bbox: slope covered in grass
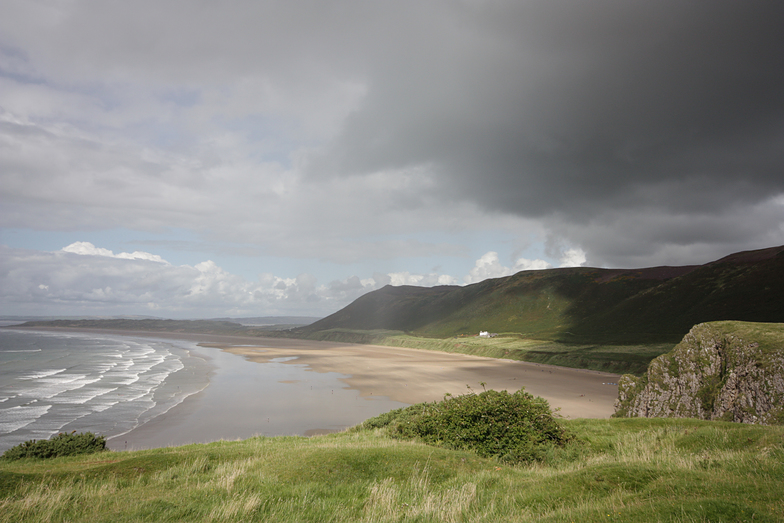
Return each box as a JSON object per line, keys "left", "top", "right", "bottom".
{"left": 296, "top": 245, "right": 784, "bottom": 345}
{"left": 1, "top": 418, "right": 782, "bottom": 522}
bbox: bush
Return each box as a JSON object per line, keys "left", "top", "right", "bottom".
{"left": 362, "top": 388, "right": 572, "bottom": 463}
{"left": 1, "top": 431, "right": 106, "bottom": 460}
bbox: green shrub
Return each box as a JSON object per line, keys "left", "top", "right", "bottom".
{"left": 362, "top": 388, "right": 572, "bottom": 463}
{"left": 1, "top": 431, "right": 106, "bottom": 460}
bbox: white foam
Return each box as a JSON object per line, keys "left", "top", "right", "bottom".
{"left": 113, "top": 373, "right": 141, "bottom": 386}
{"left": 21, "top": 374, "right": 103, "bottom": 401}
{"left": 0, "top": 332, "right": 198, "bottom": 451}
{"left": 61, "top": 385, "right": 118, "bottom": 405}
{"left": 41, "top": 373, "right": 87, "bottom": 384}
{"left": 146, "top": 372, "right": 168, "bottom": 387}
{"left": 89, "top": 398, "right": 120, "bottom": 413}
{"left": 0, "top": 404, "right": 52, "bottom": 433}
{"left": 130, "top": 355, "right": 168, "bottom": 374}
{"left": 92, "top": 362, "right": 119, "bottom": 374}
{"left": 119, "top": 379, "right": 156, "bottom": 402}
{"left": 18, "top": 368, "right": 66, "bottom": 380}
{"left": 110, "top": 360, "right": 134, "bottom": 374}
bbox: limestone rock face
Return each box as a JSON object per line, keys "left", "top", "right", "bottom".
{"left": 614, "top": 322, "right": 784, "bottom": 424}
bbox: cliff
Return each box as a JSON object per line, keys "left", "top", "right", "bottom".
{"left": 614, "top": 321, "right": 784, "bottom": 424}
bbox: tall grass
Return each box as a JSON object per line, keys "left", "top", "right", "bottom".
{"left": 1, "top": 418, "right": 782, "bottom": 522}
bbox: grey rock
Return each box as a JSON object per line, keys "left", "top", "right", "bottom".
{"left": 614, "top": 322, "right": 784, "bottom": 424}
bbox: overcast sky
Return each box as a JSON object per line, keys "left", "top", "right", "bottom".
{"left": 1, "top": 0, "right": 783, "bottom": 319}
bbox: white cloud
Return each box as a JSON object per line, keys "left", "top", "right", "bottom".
{"left": 0, "top": 243, "right": 454, "bottom": 318}
{"left": 464, "top": 251, "right": 553, "bottom": 284}
{"left": 384, "top": 271, "right": 459, "bottom": 287}
{"left": 62, "top": 241, "right": 169, "bottom": 263}
{"left": 464, "top": 252, "right": 508, "bottom": 284}
{"left": 513, "top": 257, "right": 552, "bottom": 272}
{"left": 558, "top": 248, "right": 586, "bottom": 268}
{"left": 1, "top": 243, "right": 575, "bottom": 318}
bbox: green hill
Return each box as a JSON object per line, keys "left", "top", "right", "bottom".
{"left": 296, "top": 245, "right": 784, "bottom": 345}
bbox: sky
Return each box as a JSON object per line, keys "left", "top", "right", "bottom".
{"left": 1, "top": 0, "right": 783, "bottom": 319}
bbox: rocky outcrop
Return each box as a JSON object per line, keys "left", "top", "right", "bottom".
{"left": 614, "top": 322, "right": 784, "bottom": 424}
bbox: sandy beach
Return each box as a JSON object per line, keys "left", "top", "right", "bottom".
{"left": 218, "top": 338, "right": 620, "bottom": 418}
{"left": 12, "top": 328, "right": 620, "bottom": 450}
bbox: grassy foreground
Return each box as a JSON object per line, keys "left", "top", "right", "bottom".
{"left": 303, "top": 328, "right": 672, "bottom": 375}
{"left": 2, "top": 418, "right": 783, "bottom": 522}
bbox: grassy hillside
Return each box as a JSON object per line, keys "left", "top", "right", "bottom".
{"left": 296, "top": 245, "right": 784, "bottom": 345}
{"left": 566, "top": 247, "right": 784, "bottom": 343}
{"left": 2, "top": 418, "right": 782, "bottom": 522}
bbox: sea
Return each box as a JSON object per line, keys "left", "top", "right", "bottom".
{"left": 0, "top": 328, "right": 212, "bottom": 453}
{"left": 0, "top": 327, "right": 407, "bottom": 452}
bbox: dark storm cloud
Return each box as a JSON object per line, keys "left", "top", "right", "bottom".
{"left": 2, "top": 0, "right": 782, "bottom": 285}
{"left": 313, "top": 0, "right": 784, "bottom": 258}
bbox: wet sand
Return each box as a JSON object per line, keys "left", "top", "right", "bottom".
{"left": 13, "top": 327, "right": 620, "bottom": 450}
{"left": 108, "top": 340, "right": 407, "bottom": 450}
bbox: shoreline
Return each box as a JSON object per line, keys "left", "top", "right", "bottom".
{"left": 6, "top": 326, "right": 621, "bottom": 450}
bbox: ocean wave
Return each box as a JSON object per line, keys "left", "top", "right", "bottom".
{"left": 19, "top": 374, "right": 103, "bottom": 401}
{"left": 0, "top": 404, "right": 52, "bottom": 434}
{"left": 0, "top": 331, "right": 208, "bottom": 452}
{"left": 111, "top": 372, "right": 141, "bottom": 386}
{"left": 92, "top": 362, "right": 120, "bottom": 374}
{"left": 89, "top": 398, "right": 120, "bottom": 413}
{"left": 59, "top": 385, "right": 119, "bottom": 405}
{"left": 18, "top": 368, "right": 66, "bottom": 380}
{"left": 120, "top": 381, "right": 157, "bottom": 403}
